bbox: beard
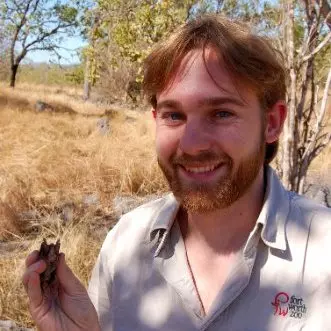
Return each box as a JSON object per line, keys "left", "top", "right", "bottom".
{"left": 158, "top": 138, "right": 266, "bottom": 213}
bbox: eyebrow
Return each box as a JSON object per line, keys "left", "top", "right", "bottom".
{"left": 156, "top": 96, "right": 246, "bottom": 111}
{"left": 156, "top": 100, "right": 183, "bottom": 111}
{"left": 197, "top": 96, "right": 246, "bottom": 107}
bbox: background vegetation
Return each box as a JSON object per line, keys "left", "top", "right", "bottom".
{"left": 0, "top": 0, "right": 330, "bottom": 328}
{"left": 0, "top": 83, "right": 166, "bottom": 327}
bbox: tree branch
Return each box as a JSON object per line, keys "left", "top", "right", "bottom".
{"left": 302, "top": 31, "right": 331, "bottom": 62}
{"left": 318, "top": 66, "right": 331, "bottom": 120}
{"left": 24, "top": 22, "right": 75, "bottom": 51}
{"left": 302, "top": 67, "right": 331, "bottom": 161}
{"left": 31, "top": 0, "right": 40, "bottom": 16}
{"left": 9, "top": 0, "right": 34, "bottom": 65}
{"left": 311, "top": 134, "right": 331, "bottom": 159}
{"left": 316, "top": 0, "right": 331, "bottom": 30}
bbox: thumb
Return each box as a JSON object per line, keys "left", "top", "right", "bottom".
{"left": 56, "top": 253, "right": 87, "bottom": 295}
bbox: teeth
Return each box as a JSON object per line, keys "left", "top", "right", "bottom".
{"left": 184, "top": 164, "right": 218, "bottom": 173}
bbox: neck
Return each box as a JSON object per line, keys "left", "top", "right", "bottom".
{"left": 179, "top": 167, "right": 266, "bottom": 254}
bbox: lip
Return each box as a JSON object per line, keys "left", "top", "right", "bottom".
{"left": 178, "top": 163, "right": 227, "bottom": 182}
{"left": 182, "top": 163, "right": 219, "bottom": 173}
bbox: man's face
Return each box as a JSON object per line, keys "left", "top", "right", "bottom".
{"left": 155, "top": 48, "right": 266, "bottom": 213}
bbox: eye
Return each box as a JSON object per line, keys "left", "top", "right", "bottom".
{"left": 214, "top": 110, "right": 233, "bottom": 118}
{"left": 159, "top": 111, "right": 185, "bottom": 124}
{"left": 169, "top": 112, "right": 184, "bottom": 121}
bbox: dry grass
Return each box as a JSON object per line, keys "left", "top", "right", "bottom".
{"left": 0, "top": 82, "right": 329, "bottom": 328}
{"left": 0, "top": 83, "right": 167, "bottom": 327}
{"left": 0, "top": 223, "right": 103, "bottom": 327}
{"left": 0, "top": 82, "right": 107, "bottom": 116}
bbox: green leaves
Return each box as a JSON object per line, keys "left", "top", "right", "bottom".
{"left": 54, "top": 5, "right": 79, "bottom": 24}
{"left": 0, "top": 0, "right": 89, "bottom": 86}
{"left": 96, "top": 0, "right": 191, "bottom": 81}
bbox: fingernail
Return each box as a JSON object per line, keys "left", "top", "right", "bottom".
{"left": 35, "top": 260, "right": 44, "bottom": 269}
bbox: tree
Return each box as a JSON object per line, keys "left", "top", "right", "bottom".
{"left": 197, "top": 0, "right": 331, "bottom": 195}
{"left": 87, "top": 0, "right": 262, "bottom": 101}
{"left": 0, "top": 0, "right": 85, "bottom": 87}
{"left": 85, "top": 0, "right": 200, "bottom": 102}
{"left": 82, "top": 8, "right": 100, "bottom": 100}
{"left": 279, "top": 0, "right": 331, "bottom": 193}
{"left": 0, "top": 19, "right": 10, "bottom": 80}
{"left": 82, "top": 0, "right": 330, "bottom": 194}
{"left": 208, "top": 0, "right": 331, "bottom": 194}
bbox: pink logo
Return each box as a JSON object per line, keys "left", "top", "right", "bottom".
{"left": 271, "top": 292, "right": 289, "bottom": 316}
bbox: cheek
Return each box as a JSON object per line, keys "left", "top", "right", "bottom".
{"left": 214, "top": 126, "right": 246, "bottom": 152}
{"left": 214, "top": 124, "right": 261, "bottom": 158}
{"left": 155, "top": 126, "right": 180, "bottom": 160}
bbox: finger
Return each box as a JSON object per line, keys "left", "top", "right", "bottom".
{"left": 22, "top": 260, "right": 46, "bottom": 292}
{"left": 27, "top": 271, "right": 44, "bottom": 310}
{"left": 22, "top": 260, "right": 47, "bottom": 309}
{"left": 25, "top": 250, "right": 40, "bottom": 268}
{"left": 57, "top": 253, "right": 87, "bottom": 295}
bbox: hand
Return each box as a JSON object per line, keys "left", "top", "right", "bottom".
{"left": 23, "top": 250, "right": 100, "bottom": 331}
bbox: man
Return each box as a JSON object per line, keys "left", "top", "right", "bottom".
{"left": 23, "top": 15, "right": 331, "bottom": 330}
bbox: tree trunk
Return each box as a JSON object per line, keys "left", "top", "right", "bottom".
{"left": 83, "top": 57, "right": 91, "bottom": 101}
{"left": 83, "top": 12, "right": 101, "bottom": 101}
{"left": 10, "top": 64, "right": 18, "bottom": 87}
{"left": 282, "top": 0, "right": 296, "bottom": 190}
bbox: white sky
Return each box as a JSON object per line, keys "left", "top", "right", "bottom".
{"left": 26, "top": 35, "right": 87, "bottom": 65}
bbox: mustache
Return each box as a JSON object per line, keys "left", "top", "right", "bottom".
{"left": 171, "top": 152, "right": 231, "bottom": 166}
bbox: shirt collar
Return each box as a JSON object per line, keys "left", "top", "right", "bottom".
{"left": 149, "top": 166, "right": 290, "bottom": 254}
{"left": 149, "top": 193, "right": 179, "bottom": 233}
{"left": 148, "top": 193, "right": 179, "bottom": 257}
{"left": 256, "top": 166, "right": 289, "bottom": 251}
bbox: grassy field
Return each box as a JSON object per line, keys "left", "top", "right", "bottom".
{"left": 0, "top": 82, "right": 329, "bottom": 328}
{"left": 0, "top": 82, "right": 167, "bottom": 327}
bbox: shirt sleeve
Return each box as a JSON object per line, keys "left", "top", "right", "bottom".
{"left": 88, "top": 230, "right": 116, "bottom": 331}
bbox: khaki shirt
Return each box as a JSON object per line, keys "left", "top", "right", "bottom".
{"left": 88, "top": 167, "right": 331, "bottom": 330}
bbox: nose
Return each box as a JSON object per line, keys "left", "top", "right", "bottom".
{"left": 178, "top": 118, "right": 212, "bottom": 155}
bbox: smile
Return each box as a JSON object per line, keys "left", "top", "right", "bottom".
{"left": 181, "top": 163, "right": 222, "bottom": 173}
{"left": 184, "top": 164, "right": 219, "bottom": 173}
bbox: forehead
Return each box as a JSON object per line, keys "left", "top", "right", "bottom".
{"left": 158, "top": 47, "right": 256, "bottom": 104}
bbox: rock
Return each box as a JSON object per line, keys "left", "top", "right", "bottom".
{"left": 53, "top": 202, "right": 75, "bottom": 224}
{"left": 314, "top": 187, "right": 331, "bottom": 208}
{"left": 83, "top": 193, "right": 99, "bottom": 206}
{"left": 0, "top": 240, "right": 33, "bottom": 257}
{"left": 60, "top": 204, "right": 74, "bottom": 223}
{"left": 19, "top": 210, "right": 38, "bottom": 221}
{"left": 96, "top": 118, "right": 110, "bottom": 136}
{"left": 34, "top": 100, "right": 54, "bottom": 112}
{"left": 113, "top": 194, "right": 162, "bottom": 217}
{"left": 0, "top": 319, "right": 33, "bottom": 330}
{"left": 125, "top": 115, "right": 136, "bottom": 123}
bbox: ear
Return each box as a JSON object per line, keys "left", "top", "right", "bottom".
{"left": 265, "top": 101, "right": 287, "bottom": 144}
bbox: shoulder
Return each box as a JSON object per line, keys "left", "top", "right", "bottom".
{"left": 286, "top": 193, "right": 331, "bottom": 287}
{"left": 289, "top": 192, "right": 331, "bottom": 229}
{"left": 99, "top": 193, "right": 178, "bottom": 257}
{"left": 289, "top": 193, "right": 331, "bottom": 266}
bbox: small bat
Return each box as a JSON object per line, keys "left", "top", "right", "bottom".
{"left": 38, "top": 238, "right": 61, "bottom": 292}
